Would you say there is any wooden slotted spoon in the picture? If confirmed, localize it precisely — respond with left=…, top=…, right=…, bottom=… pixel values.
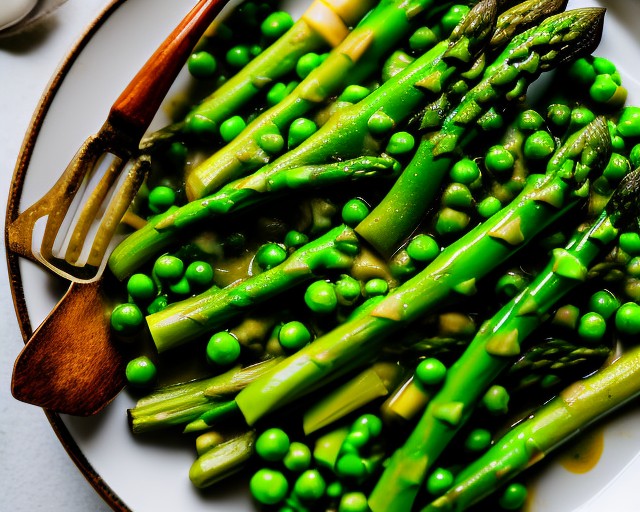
left=10, top=0, right=234, bottom=415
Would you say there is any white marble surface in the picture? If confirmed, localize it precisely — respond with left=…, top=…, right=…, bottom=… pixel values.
left=0, top=1, right=113, bottom=510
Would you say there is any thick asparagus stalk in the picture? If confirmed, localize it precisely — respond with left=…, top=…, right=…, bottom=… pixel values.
left=233, top=116, right=611, bottom=427
left=421, top=343, right=640, bottom=512
left=369, top=163, right=638, bottom=512
left=147, top=224, right=359, bottom=352
left=109, top=155, right=397, bottom=280
left=184, top=0, right=461, bottom=199
left=356, top=7, right=606, bottom=257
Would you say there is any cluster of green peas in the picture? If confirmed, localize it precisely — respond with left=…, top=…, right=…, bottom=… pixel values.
left=249, top=413, right=385, bottom=511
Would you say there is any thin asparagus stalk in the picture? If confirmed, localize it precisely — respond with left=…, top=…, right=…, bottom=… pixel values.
left=368, top=166, right=640, bottom=512
left=184, top=0, right=462, bottom=199
left=109, top=155, right=397, bottom=280
left=141, top=0, right=374, bottom=150
left=233, top=116, right=611, bottom=427
left=147, top=224, right=359, bottom=352
left=129, top=357, right=282, bottom=433
left=356, top=7, right=606, bottom=257
left=421, top=343, right=640, bottom=512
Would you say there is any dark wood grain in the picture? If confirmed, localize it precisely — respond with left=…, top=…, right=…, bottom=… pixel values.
left=11, top=279, right=126, bottom=416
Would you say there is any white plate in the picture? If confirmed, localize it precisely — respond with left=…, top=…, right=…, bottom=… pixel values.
left=6, top=0, right=640, bottom=511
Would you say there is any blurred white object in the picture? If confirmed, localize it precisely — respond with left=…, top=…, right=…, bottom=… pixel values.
left=0, top=0, right=38, bottom=30
left=0, top=0, right=68, bottom=35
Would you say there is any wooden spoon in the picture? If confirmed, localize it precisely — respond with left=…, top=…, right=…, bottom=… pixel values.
left=11, top=279, right=125, bottom=416
left=10, top=0, right=234, bottom=415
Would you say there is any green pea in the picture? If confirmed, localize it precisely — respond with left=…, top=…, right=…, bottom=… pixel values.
left=304, top=281, right=338, bottom=314
left=495, top=272, right=528, bottom=299
left=426, top=467, right=454, bottom=496
left=477, top=196, right=502, bottom=218
left=517, top=109, right=544, bottom=132
left=592, top=56, right=617, bottom=75
left=147, top=295, right=168, bottom=315
left=185, top=261, right=214, bottom=288
left=484, top=145, right=514, bottom=173
left=261, top=11, right=293, bottom=38
left=570, top=107, right=596, bottom=130
left=255, top=242, right=287, bottom=270
left=279, top=320, right=312, bottom=350
left=523, top=130, right=555, bottom=160
left=499, top=483, right=528, bottom=510
left=409, top=26, right=438, bottom=52
left=288, top=118, right=317, bottom=148
left=367, top=111, right=395, bottom=135
left=547, top=103, right=571, bottom=128
left=578, top=312, right=607, bottom=342
left=465, top=428, right=492, bottom=452
left=345, top=429, right=369, bottom=449
left=326, top=481, right=344, bottom=499
left=339, top=492, right=369, bottom=512
left=250, top=468, right=289, bottom=505
left=335, top=453, right=365, bottom=479
left=441, top=5, right=470, bottom=34
left=296, top=52, right=321, bottom=79
left=352, top=414, right=383, bottom=438
left=125, top=356, right=157, bottom=387
left=338, top=84, right=370, bottom=103
left=206, top=331, right=241, bottom=366
left=188, top=51, right=217, bottom=79
left=406, top=234, right=439, bottom=263
left=435, top=208, right=470, bottom=236
left=258, top=132, right=285, bottom=153
left=169, top=276, right=191, bottom=296
left=256, top=428, right=290, bottom=462
left=284, top=230, right=309, bottom=248
left=167, top=141, right=187, bottom=168
left=415, top=358, right=447, bottom=387
left=335, top=275, right=361, bottom=305
left=153, top=254, right=184, bottom=281
left=620, top=232, right=640, bottom=255
left=389, top=250, right=417, bottom=280
left=630, top=144, right=640, bottom=168
left=226, top=45, right=251, bottom=68
left=450, top=158, right=481, bottom=185
left=618, top=106, right=640, bottom=138
left=127, top=273, right=156, bottom=302
left=588, top=290, right=621, bottom=320
left=590, top=74, right=619, bottom=103
left=219, top=115, right=246, bottom=142
left=341, top=198, right=370, bottom=226
left=615, top=302, right=640, bottom=335
left=482, top=385, right=509, bottom=414
left=603, top=153, right=631, bottom=182
left=442, top=183, right=473, bottom=209
left=148, top=186, right=176, bottom=213
left=364, top=278, right=388, bottom=297
left=284, top=442, right=312, bottom=472
left=567, top=57, right=596, bottom=86
left=386, top=131, right=416, bottom=155
left=293, top=469, right=326, bottom=501
left=111, top=303, right=144, bottom=334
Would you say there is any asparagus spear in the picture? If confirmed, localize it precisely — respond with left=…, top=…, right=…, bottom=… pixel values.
left=183, top=0, right=466, bottom=199
left=356, top=7, right=606, bottom=257
left=233, top=116, right=611, bottom=427
left=147, top=224, right=359, bottom=352
left=368, top=166, right=639, bottom=512
left=421, top=343, right=640, bottom=512
left=141, top=0, right=374, bottom=150
left=109, top=155, right=397, bottom=280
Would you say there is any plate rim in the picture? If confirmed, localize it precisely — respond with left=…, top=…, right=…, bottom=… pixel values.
left=4, top=1, right=132, bottom=510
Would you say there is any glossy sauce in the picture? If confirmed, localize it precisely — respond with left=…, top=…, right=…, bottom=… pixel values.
left=558, top=428, right=605, bottom=474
